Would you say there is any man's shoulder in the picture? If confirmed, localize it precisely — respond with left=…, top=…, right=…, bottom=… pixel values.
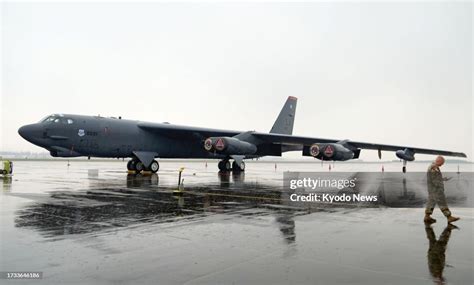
left=428, top=163, right=440, bottom=172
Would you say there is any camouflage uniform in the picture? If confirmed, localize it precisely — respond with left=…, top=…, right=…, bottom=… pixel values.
left=425, top=225, right=454, bottom=282
left=426, top=163, right=451, bottom=217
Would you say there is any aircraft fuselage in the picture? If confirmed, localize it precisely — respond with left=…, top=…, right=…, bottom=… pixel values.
left=18, top=114, right=226, bottom=159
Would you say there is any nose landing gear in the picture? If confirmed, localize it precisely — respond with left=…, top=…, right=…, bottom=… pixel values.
left=149, top=160, right=160, bottom=173
left=127, top=159, right=137, bottom=171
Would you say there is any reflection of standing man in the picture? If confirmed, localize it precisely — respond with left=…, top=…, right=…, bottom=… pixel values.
left=425, top=224, right=457, bottom=284
left=424, top=156, right=460, bottom=224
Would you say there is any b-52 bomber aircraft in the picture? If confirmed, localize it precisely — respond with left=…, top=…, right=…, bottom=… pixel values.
left=18, top=97, right=466, bottom=173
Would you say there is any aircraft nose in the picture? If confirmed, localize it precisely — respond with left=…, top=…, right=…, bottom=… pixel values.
left=18, top=124, right=41, bottom=142
left=18, top=125, right=29, bottom=139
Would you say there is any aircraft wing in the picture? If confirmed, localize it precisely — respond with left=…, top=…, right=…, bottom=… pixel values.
left=138, top=123, right=466, bottom=158
left=252, top=132, right=467, bottom=157
left=137, top=122, right=240, bottom=139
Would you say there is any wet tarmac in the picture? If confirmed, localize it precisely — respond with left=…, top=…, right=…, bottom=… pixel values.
left=0, top=160, right=473, bottom=284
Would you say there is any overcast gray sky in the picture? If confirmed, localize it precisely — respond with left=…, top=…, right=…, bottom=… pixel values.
left=1, top=2, right=472, bottom=160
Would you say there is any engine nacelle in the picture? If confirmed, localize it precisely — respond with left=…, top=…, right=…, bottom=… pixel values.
left=396, top=149, right=415, bottom=161
left=204, top=137, right=257, bottom=155
left=304, top=143, right=355, bottom=161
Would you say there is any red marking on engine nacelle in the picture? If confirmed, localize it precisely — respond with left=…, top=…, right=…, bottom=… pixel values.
left=324, top=145, right=334, bottom=157
left=215, top=138, right=225, bottom=151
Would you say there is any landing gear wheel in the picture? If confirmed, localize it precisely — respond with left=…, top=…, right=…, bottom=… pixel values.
left=218, top=161, right=225, bottom=171
left=232, top=161, right=245, bottom=172
left=135, top=161, right=145, bottom=172
left=150, top=160, right=160, bottom=173
left=402, top=166, right=406, bottom=173
left=218, top=160, right=231, bottom=171
left=127, top=160, right=137, bottom=171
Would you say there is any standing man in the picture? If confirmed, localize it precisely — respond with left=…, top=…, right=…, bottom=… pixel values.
left=424, top=156, right=460, bottom=224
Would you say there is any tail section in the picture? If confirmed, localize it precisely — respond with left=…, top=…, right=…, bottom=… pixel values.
left=270, top=96, right=297, bottom=135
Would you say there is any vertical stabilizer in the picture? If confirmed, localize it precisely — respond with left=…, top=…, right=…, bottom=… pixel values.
left=270, top=96, right=297, bottom=135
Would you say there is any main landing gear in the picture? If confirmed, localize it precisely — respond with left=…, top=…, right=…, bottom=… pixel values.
left=218, top=159, right=245, bottom=172
left=402, top=160, right=407, bottom=173
left=127, top=158, right=160, bottom=173
left=218, top=160, right=231, bottom=171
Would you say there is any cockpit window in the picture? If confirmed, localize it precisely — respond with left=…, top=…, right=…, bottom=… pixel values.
left=40, top=115, right=74, bottom=124
left=40, top=116, right=57, bottom=123
left=39, top=116, right=49, bottom=123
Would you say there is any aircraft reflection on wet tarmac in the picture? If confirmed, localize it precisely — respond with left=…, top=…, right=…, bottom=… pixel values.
left=14, top=172, right=302, bottom=243
left=13, top=171, right=472, bottom=242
